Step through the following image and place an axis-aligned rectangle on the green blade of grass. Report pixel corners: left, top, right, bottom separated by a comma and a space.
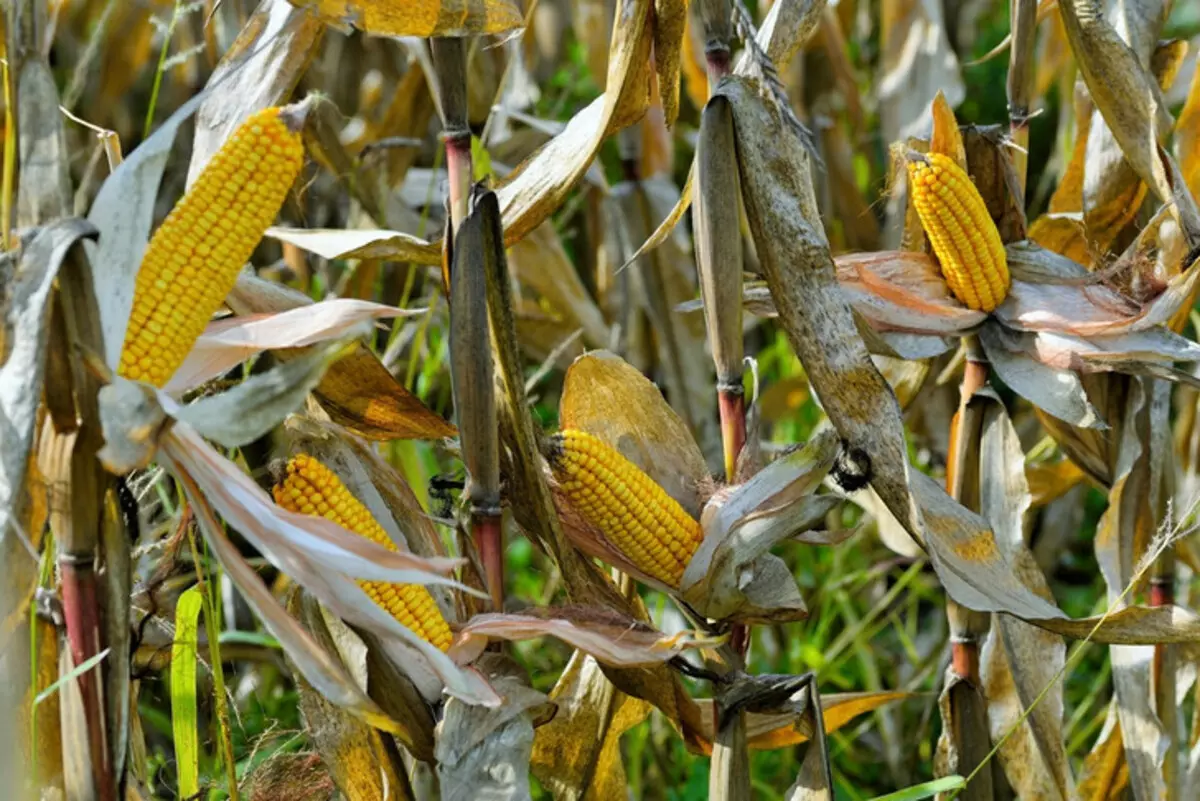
867, 776, 966, 801
34, 647, 110, 707
171, 585, 204, 799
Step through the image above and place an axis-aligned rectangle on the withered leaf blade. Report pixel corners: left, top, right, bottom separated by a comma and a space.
168, 299, 423, 393
979, 323, 1103, 429
1057, 0, 1200, 245
449, 606, 717, 668
653, 0, 688, 127
615, 178, 721, 466
172, 340, 356, 447
494, 0, 652, 246
934, 670, 995, 801
187, 0, 324, 185
226, 274, 455, 441
12, 10, 72, 227
750, 0, 828, 70
265, 225, 440, 265
0, 219, 98, 542
974, 393, 1073, 799
289, 0, 523, 36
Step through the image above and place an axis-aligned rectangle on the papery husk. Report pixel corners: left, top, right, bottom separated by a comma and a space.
680, 428, 843, 623
435, 661, 552, 801
694, 92, 745, 388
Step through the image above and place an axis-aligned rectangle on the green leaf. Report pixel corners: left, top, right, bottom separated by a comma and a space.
472, 135, 493, 182
867, 777, 967, 801
34, 647, 110, 707
171, 586, 204, 799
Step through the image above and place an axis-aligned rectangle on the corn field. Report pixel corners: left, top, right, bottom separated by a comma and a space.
5, 0, 1200, 798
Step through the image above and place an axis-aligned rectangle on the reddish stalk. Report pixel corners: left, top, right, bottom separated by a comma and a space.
60, 556, 113, 801
474, 510, 504, 612
444, 132, 472, 236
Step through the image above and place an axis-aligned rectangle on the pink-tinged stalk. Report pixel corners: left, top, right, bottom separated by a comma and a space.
444, 132, 472, 237
474, 511, 504, 613
60, 556, 114, 801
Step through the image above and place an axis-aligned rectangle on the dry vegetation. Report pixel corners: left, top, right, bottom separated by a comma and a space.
4, 0, 1200, 799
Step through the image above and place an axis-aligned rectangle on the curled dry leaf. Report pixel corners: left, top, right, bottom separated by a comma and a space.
167, 299, 424, 393
448, 605, 720, 668
974, 390, 1073, 799
695, 690, 915, 750
1057, 0, 1200, 246
225, 274, 456, 441
288, 588, 434, 771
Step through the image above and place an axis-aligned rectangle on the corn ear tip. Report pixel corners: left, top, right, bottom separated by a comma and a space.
278, 96, 318, 133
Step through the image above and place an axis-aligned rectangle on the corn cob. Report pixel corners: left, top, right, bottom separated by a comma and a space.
119, 106, 306, 387
548, 429, 703, 588
907, 152, 1010, 312
273, 454, 452, 651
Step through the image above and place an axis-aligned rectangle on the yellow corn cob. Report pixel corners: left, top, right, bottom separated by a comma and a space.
907, 152, 1010, 312
548, 429, 703, 588
273, 454, 452, 651
119, 106, 306, 387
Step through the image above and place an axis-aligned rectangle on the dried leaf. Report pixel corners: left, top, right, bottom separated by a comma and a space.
173, 464, 409, 733
654, 0, 688, 127
168, 299, 423, 393
449, 606, 717, 667
0, 220, 98, 543
226, 274, 455, 441
291, 589, 432, 776
289, 0, 522, 36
